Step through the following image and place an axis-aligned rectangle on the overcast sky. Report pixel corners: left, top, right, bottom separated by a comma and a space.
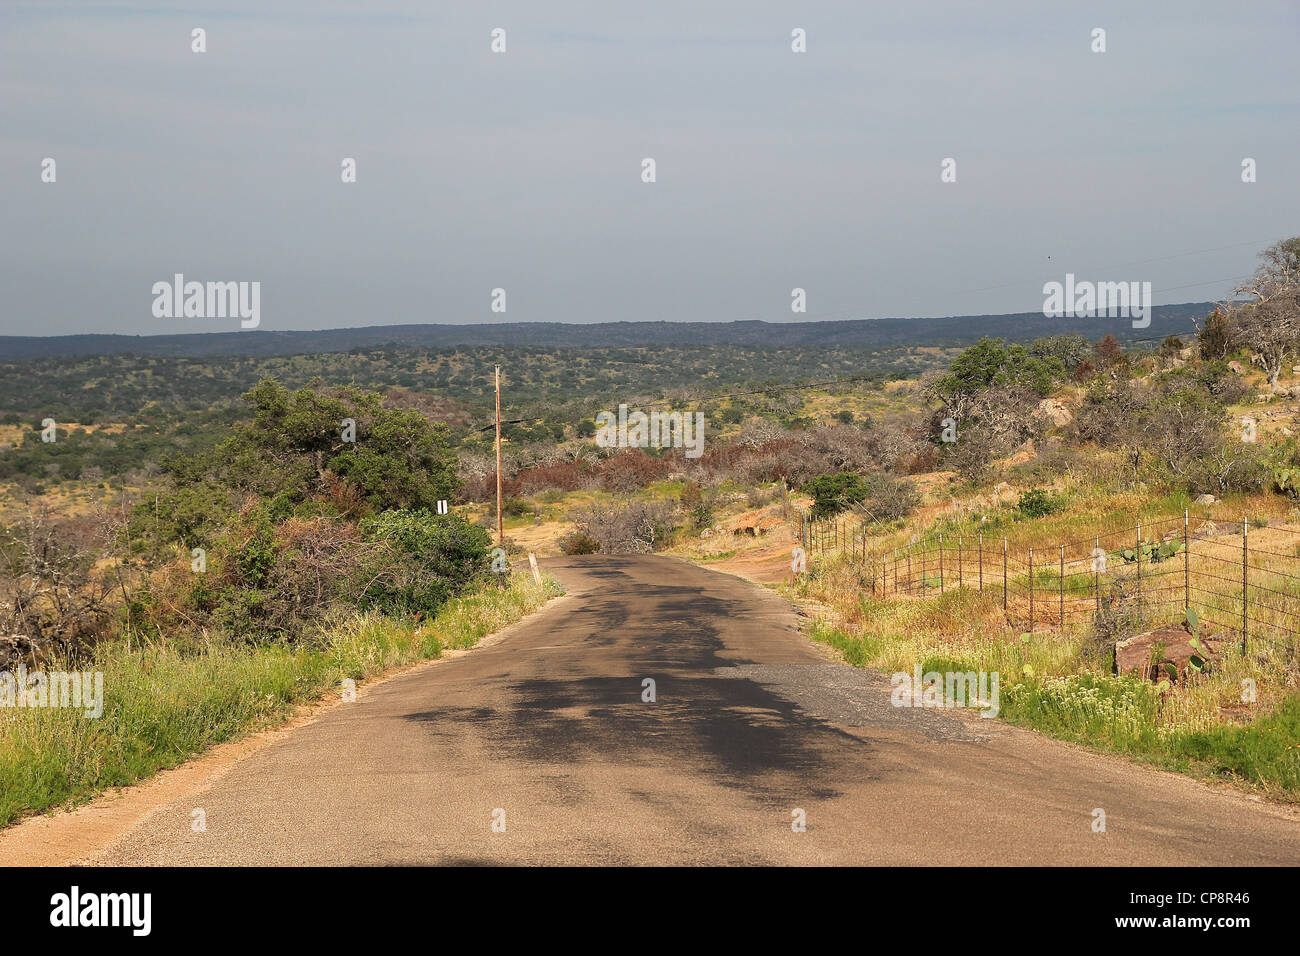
1, 0, 1297, 336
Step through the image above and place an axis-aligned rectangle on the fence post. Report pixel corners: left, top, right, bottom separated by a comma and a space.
939, 534, 945, 592
907, 548, 912, 595
1135, 521, 1143, 627
958, 536, 963, 589
1028, 547, 1034, 631
1183, 509, 1190, 611
1094, 535, 1101, 616
1002, 538, 1008, 612
978, 533, 984, 592
1242, 516, 1249, 655
1059, 545, 1065, 627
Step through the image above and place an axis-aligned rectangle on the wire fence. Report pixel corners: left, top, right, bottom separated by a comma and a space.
797, 509, 1300, 653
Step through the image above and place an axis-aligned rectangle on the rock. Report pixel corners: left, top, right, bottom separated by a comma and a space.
992, 481, 1014, 502
1180, 347, 1195, 360
1256, 393, 1273, 403
1035, 398, 1073, 426
700, 528, 713, 538
1195, 493, 1217, 505
1272, 384, 1291, 396
1116, 627, 1222, 682
1004, 439, 1036, 465
1229, 361, 1245, 374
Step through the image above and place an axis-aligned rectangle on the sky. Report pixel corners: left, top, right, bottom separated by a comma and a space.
1, 0, 1297, 336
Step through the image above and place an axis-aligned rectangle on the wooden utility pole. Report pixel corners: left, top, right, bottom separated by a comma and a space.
495, 364, 503, 546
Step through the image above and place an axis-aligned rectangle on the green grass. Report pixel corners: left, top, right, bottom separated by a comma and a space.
0, 573, 563, 829
807, 619, 1300, 801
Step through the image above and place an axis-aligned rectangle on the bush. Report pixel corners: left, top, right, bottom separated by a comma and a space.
570, 501, 678, 554
805, 472, 870, 518
215, 379, 460, 513
357, 510, 492, 617
558, 530, 601, 555
1016, 488, 1064, 518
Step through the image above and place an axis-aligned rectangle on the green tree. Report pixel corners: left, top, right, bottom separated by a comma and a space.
805, 472, 871, 518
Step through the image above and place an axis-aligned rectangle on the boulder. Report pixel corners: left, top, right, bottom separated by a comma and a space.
1195, 493, 1217, 505
1035, 398, 1073, 426
1115, 627, 1222, 682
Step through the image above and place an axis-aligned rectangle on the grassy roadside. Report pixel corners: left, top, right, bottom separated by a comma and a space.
804, 608, 1300, 802
0, 573, 563, 829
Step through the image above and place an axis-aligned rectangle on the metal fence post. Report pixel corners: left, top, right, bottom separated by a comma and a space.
1002, 538, 1008, 612
978, 533, 984, 592
1059, 545, 1065, 627
1242, 516, 1249, 655
939, 534, 944, 592
1135, 521, 1141, 606
1094, 535, 1101, 615
958, 536, 963, 589
1028, 547, 1034, 630
1184, 509, 1190, 611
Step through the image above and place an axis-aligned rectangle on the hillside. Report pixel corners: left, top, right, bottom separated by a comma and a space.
0, 303, 1213, 359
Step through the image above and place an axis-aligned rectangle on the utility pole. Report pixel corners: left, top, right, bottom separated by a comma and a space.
495, 364, 503, 547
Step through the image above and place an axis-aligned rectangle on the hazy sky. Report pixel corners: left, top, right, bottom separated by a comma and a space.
2, 0, 1297, 336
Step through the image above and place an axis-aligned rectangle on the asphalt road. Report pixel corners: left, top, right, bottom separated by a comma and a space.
98, 555, 1300, 865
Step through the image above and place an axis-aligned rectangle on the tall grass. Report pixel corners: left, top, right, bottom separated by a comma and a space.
0, 574, 562, 829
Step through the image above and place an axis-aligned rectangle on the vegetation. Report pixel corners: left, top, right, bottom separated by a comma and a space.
0, 574, 561, 828
2, 240, 1299, 808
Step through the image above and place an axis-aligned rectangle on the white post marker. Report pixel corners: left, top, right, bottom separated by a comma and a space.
528, 552, 542, 584
436, 500, 448, 515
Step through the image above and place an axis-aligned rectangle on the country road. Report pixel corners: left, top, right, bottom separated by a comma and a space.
83, 555, 1300, 865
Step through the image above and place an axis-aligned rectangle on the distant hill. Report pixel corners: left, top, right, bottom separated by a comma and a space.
0, 303, 1212, 360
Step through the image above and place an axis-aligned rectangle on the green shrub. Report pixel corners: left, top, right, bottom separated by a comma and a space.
1016, 488, 1064, 518
357, 510, 491, 616
805, 472, 871, 518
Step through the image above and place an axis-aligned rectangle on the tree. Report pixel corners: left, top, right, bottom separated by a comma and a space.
928, 338, 1063, 420
1196, 307, 1234, 361
805, 472, 870, 518
1226, 238, 1300, 387
1093, 334, 1124, 370
1030, 333, 1092, 371
216, 380, 459, 512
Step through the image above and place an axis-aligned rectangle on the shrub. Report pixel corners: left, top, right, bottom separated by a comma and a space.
1016, 488, 1064, 518
570, 501, 678, 554
805, 472, 871, 518
357, 510, 492, 617
558, 530, 601, 555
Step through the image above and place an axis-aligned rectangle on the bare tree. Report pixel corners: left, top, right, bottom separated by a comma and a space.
1227, 238, 1300, 387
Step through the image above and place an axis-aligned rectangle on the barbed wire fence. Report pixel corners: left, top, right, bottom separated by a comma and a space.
797, 509, 1300, 653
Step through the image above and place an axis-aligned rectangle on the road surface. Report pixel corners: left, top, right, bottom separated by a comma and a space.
95, 555, 1300, 865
